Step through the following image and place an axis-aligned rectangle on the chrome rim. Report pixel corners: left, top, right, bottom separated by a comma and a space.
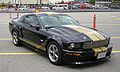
12, 32, 18, 45
48, 44, 59, 62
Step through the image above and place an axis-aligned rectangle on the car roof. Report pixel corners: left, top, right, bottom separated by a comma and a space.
19, 12, 66, 18
35, 12, 64, 15
24, 12, 62, 16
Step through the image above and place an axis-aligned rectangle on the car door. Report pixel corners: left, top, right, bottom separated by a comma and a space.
21, 14, 47, 48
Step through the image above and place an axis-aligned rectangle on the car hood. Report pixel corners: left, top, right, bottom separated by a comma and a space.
47, 25, 106, 42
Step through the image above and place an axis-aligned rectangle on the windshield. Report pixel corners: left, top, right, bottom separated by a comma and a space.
38, 14, 79, 28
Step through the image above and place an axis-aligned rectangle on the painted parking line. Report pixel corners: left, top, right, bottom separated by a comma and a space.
0, 37, 120, 41
112, 18, 120, 20
0, 51, 119, 55
0, 38, 12, 40
111, 37, 120, 39
0, 52, 37, 55
112, 51, 120, 53
97, 24, 120, 26
84, 24, 120, 26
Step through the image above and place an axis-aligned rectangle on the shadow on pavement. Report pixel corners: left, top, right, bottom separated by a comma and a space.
63, 59, 110, 69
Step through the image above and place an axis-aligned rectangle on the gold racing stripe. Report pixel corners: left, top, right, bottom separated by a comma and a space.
64, 25, 105, 41
92, 48, 102, 56
75, 27, 100, 41
79, 26, 106, 40
64, 25, 107, 56
92, 47, 107, 56
100, 47, 107, 52
64, 25, 100, 41
19, 38, 46, 51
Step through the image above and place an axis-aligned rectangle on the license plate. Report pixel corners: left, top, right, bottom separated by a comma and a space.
97, 52, 107, 59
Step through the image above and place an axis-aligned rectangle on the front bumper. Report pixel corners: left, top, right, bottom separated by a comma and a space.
63, 44, 112, 64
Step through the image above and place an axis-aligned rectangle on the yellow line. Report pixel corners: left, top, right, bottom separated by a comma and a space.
85, 24, 120, 26
0, 51, 119, 55
0, 52, 37, 55
0, 36, 120, 40
0, 38, 12, 40
113, 18, 120, 20
111, 37, 120, 39
112, 51, 120, 53
97, 24, 120, 26
0, 37, 119, 40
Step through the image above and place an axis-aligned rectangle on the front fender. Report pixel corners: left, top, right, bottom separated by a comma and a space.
12, 24, 22, 38
45, 35, 64, 49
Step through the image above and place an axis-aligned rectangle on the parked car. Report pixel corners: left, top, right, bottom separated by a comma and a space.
18, 5, 28, 11
9, 12, 112, 65
52, 4, 68, 10
93, 5, 109, 9
41, 6, 50, 10
68, 4, 80, 9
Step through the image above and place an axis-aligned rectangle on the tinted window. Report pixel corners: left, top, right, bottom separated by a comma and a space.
40, 15, 61, 27
38, 14, 79, 28
24, 15, 39, 25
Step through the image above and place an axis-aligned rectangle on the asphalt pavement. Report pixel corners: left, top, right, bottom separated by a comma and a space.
0, 12, 120, 72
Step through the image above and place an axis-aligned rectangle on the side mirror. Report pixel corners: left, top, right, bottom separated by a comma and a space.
30, 23, 40, 31
76, 20, 79, 24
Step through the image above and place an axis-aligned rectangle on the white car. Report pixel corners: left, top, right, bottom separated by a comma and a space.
52, 4, 68, 10
41, 6, 50, 10
19, 7, 28, 11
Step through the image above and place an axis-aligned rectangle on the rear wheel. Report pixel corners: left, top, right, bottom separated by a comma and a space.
12, 30, 21, 46
47, 41, 63, 65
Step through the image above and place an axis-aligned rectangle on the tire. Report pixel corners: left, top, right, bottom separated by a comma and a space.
47, 41, 63, 65
12, 30, 21, 46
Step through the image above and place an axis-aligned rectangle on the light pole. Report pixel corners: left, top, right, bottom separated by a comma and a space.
40, 0, 42, 8
108, 0, 110, 7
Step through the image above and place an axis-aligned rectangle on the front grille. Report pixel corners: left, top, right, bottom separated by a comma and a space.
83, 40, 108, 49
75, 43, 82, 48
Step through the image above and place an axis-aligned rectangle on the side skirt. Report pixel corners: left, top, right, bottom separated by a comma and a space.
19, 37, 46, 52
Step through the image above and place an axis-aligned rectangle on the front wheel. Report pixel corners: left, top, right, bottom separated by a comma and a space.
12, 30, 21, 46
47, 41, 63, 65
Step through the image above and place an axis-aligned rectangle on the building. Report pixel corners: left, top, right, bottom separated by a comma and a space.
0, 0, 49, 4
74, 0, 89, 3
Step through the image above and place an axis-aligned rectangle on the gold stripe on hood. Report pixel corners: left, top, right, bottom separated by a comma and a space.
64, 25, 99, 41
79, 26, 106, 40
64, 25, 105, 41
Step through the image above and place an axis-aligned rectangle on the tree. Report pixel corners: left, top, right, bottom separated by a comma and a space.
61, 0, 64, 3
89, 0, 96, 5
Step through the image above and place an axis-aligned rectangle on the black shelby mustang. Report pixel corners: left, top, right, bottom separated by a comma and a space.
9, 12, 112, 65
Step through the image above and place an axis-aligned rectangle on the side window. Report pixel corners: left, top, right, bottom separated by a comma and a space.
24, 15, 39, 25
39, 15, 61, 27
19, 16, 25, 22
24, 16, 30, 24
39, 16, 47, 26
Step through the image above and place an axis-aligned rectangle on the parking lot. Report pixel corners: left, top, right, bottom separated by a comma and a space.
0, 12, 120, 72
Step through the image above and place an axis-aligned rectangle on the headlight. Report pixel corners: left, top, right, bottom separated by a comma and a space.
99, 31, 110, 39
67, 43, 75, 49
